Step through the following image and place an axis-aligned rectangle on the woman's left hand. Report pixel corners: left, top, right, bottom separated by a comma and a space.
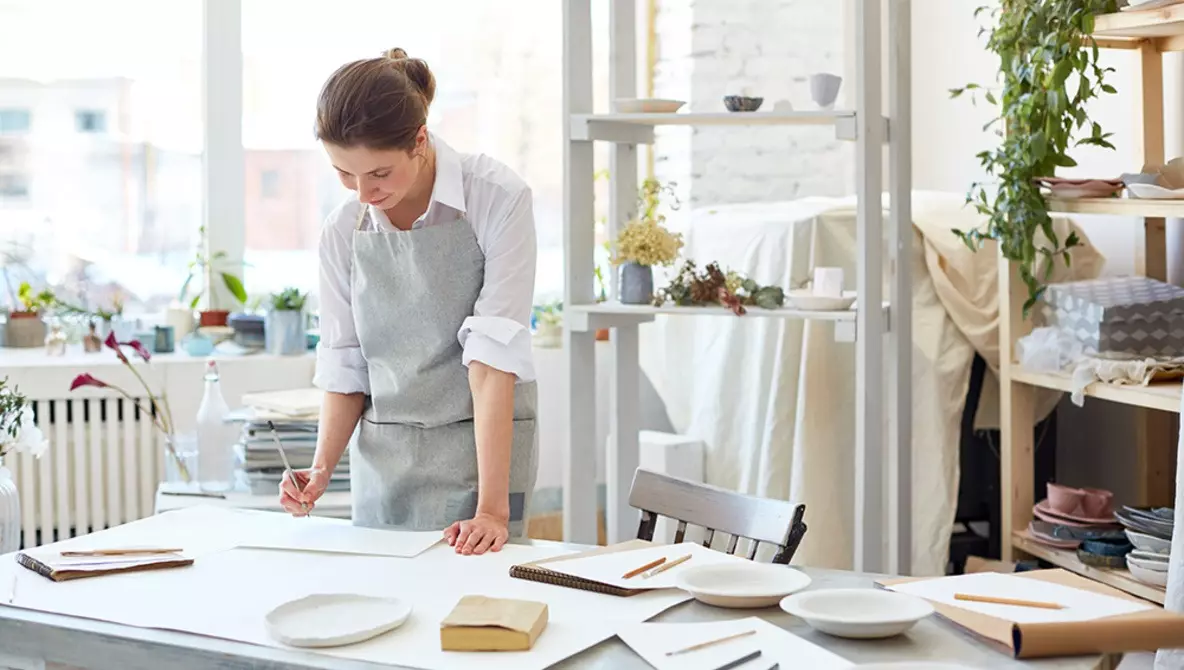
444, 512, 509, 555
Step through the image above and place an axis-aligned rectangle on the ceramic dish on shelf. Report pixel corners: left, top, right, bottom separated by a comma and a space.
1127, 552, 1170, 572
673, 562, 812, 609
787, 289, 856, 311
1126, 529, 1172, 554
779, 588, 933, 639
1033, 499, 1117, 526
265, 593, 412, 648
1127, 560, 1170, 588
1127, 183, 1184, 200
613, 98, 686, 114
1034, 177, 1124, 200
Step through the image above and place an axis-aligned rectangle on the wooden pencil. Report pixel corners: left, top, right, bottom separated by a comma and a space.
622, 556, 666, 579
954, 593, 1064, 610
643, 553, 692, 578
667, 629, 757, 656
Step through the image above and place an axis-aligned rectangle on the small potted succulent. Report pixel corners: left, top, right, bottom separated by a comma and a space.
4, 282, 54, 348
266, 287, 307, 355
612, 179, 684, 304
178, 225, 248, 328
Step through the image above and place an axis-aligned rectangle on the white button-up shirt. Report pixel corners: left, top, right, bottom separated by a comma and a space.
313, 134, 537, 395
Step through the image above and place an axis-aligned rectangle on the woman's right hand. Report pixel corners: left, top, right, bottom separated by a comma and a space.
279, 467, 331, 516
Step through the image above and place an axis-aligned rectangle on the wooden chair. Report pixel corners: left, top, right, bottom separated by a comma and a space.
628, 468, 807, 564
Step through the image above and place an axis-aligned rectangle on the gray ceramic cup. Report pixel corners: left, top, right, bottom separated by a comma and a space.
810, 73, 842, 109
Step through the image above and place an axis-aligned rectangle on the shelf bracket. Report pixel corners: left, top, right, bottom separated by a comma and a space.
570, 117, 656, 144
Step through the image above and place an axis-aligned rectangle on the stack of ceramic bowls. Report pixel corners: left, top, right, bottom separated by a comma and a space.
1028, 484, 1132, 568
1117, 506, 1173, 588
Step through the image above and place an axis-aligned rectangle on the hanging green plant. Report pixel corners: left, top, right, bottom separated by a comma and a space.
950, 0, 1118, 313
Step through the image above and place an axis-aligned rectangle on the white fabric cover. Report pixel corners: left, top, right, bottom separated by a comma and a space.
639, 191, 1102, 574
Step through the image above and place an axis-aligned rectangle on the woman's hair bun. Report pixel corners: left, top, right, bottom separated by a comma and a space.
383, 47, 409, 60
381, 47, 435, 106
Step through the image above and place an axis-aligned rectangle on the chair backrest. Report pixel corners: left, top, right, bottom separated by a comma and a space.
627, 468, 807, 564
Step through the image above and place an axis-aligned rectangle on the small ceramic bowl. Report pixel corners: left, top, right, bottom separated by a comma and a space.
1047, 483, 1086, 516
1079, 487, 1114, 518
724, 95, 763, 112
780, 589, 933, 639
1126, 529, 1172, 554
1128, 559, 1170, 587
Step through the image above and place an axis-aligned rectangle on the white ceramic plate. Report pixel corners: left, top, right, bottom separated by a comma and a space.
787, 289, 857, 311
1128, 561, 1170, 587
1127, 554, 1170, 573
613, 98, 686, 113
1128, 183, 1184, 199
1126, 529, 1172, 554
673, 562, 812, 609
780, 588, 933, 639
1130, 549, 1170, 563
265, 593, 412, 648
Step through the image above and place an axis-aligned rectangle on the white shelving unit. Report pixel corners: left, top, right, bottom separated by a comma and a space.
561, 0, 913, 574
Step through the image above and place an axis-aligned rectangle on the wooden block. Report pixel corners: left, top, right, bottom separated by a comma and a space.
440, 595, 548, 651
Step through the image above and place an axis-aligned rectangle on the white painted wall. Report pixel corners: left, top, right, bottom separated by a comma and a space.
911, 0, 1184, 502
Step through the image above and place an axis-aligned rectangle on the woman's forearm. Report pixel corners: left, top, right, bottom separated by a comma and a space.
313, 391, 366, 473
469, 361, 516, 520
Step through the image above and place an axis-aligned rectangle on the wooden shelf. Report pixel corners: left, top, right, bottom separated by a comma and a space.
1010, 366, 1181, 413
1094, 5, 1184, 39
1046, 196, 1184, 217
570, 111, 864, 143
1013, 532, 1165, 605
569, 301, 863, 321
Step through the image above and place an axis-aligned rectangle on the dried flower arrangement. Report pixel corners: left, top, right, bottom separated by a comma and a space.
613, 178, 684, 268
69, 333, 191, 482
653, 260, 786, 315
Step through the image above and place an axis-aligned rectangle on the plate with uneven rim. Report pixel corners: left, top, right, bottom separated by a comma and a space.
779, 588, 933, 639
673, 562, 812, 609
1128, 183, 1184, 199
613, 98, 686, 113
265, 593, 413, 648
786, 289, 856, 311
1126, 529, 1172, 554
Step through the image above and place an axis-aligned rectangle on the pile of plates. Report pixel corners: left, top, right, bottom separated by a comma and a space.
1117, 506, 1173, 588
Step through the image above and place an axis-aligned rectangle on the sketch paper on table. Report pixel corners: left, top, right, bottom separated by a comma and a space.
617, 617, 854, 670
886, 572, 1154, 624
0, 541, 691, 670
540, 542, 754, 590
238, 517, 442, 558
44, 506, 269, 559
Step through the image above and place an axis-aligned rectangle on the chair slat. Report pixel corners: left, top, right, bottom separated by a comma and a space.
725, 534, 740, 555
746, 540, 759, 560
674, 520, 687, 544
702, 528, 715, 548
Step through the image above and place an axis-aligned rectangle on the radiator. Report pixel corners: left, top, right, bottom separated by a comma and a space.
5, 394, 163, 549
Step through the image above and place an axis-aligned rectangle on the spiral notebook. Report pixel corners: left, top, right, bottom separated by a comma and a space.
15, 552, 194, 582
508, 539, 652, 596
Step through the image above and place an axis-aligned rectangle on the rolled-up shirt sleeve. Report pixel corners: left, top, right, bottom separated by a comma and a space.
459, 186, 537, 383
313, 210, 371, 395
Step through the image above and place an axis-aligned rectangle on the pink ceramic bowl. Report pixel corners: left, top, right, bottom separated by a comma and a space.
1047, 483, 1086, 516
1079, 487, 1114, 518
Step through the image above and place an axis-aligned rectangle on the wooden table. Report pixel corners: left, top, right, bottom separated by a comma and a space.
0, 540, 1120, 670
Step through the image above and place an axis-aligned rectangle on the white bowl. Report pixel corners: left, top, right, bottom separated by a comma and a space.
613, 98, 686, 114
1128, 183, 1184, 199
787, 289, 857, 311
673, 562, 812, 609
780, 588, 933, 639
1127, 554, 1171, 573
1127, 561, 1170, 587
1126, 529, 1172, 554
265, 593, 412, 648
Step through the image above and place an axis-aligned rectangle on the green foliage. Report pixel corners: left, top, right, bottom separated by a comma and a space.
269, 287, 307, 312
533, 300, 563, 326
950, 0, 1118, 313
179, 225, 248, 310
16, 282, 55, 313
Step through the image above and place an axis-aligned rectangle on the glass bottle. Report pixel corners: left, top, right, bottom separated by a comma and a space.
195, 359, 237, 491
83, 321, 102, 353
44, 322, 67, 356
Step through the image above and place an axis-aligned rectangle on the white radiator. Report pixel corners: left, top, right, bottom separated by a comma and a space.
5, 393, 163, 549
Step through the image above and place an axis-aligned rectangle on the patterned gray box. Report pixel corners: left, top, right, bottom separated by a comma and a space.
1039, 276, 1184, 356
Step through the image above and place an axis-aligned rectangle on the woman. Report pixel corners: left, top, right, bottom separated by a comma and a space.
279, 48, 538, 557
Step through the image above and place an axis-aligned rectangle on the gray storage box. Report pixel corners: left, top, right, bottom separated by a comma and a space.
1039, 276, 1184, 357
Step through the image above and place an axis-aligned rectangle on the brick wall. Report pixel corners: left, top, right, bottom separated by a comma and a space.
653, 0, 851, 212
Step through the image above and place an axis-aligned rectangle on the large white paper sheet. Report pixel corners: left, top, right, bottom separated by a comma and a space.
238, 515, 442, 558
886, 572, 1155, 624
616, 617, 854, 670
0, 508, 693, 670
541, 542, 753, 590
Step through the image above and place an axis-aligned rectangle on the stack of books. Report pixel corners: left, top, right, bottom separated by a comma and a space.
228, 388, 351, 496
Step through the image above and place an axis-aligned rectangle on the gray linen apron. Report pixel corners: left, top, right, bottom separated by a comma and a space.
348, 205, 538, 539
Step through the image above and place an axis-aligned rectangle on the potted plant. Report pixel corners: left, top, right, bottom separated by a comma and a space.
532, 301, 563, 348
612, 178, 684, 304
70, 332, 192, 483
179, 226, 248, 328
950, 1, 1118, 312
266, 287, 307, 355
0, 378, 47, 552
4, 282, 54, 348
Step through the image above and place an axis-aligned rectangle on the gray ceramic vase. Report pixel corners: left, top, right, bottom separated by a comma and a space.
620, 262, 654, 305
265, 309, 305, 355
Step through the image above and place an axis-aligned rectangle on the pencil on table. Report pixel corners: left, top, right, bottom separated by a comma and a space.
954, 593, 1064, 610
643, 553, 692, 578
667, 629, 757, 656
60, 548, 184, 557
622, 556, 666, 579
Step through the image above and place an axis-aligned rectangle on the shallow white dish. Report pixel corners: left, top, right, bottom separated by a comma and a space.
1130, 549, 1170, 563
265, 593, 412, 648
779, 588, 933, 639
1128, 183, 1184, 199
1127, 529, 1172, 554
1127, 561, 1170, 587
673, 562, 812, 609
787, 289, 857, 311
613, 98, 686, 113
1127, 554, 1170, 573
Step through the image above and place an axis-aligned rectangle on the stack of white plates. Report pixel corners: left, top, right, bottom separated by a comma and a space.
1125, 528, 1171, 588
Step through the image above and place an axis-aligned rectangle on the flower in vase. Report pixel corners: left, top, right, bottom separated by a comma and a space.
68, 335, 189, 482
0, 379, 48, 462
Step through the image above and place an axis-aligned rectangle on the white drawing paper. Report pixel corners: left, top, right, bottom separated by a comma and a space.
538, 542, 754, 590
886, 572, 1155, 624
616, 617, 855, 670
238, 515, 443, 558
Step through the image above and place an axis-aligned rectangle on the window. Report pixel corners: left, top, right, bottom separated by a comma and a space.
75, 109, 107, 133
0, 109, 30, 134
0, 1, 202, 317
240, 0, 607, 304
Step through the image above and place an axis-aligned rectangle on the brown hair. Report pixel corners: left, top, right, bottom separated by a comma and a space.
314, 47, 436, 152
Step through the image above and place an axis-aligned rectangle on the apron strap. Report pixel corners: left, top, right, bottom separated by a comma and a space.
355, 203, 369, 231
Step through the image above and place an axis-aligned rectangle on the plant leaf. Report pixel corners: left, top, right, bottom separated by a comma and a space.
221, 273, 248, 303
